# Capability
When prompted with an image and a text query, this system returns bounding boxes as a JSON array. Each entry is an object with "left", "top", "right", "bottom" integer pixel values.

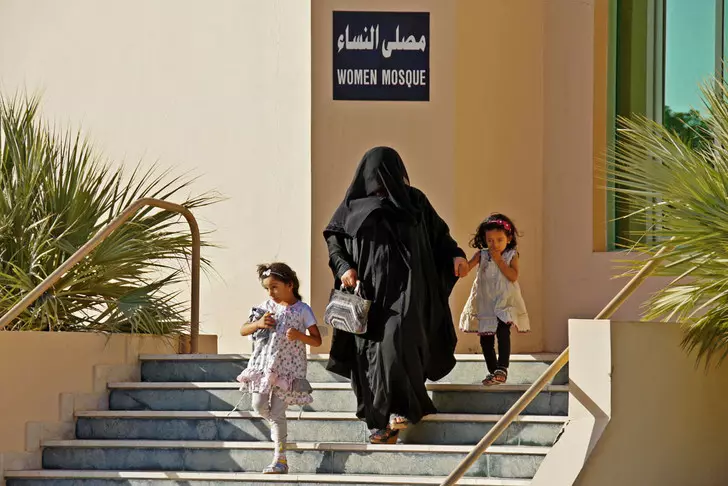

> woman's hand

[
  {"left": 341, "top": 268, "right": 359, "bottom": 288},
  {"left": 454, "top": 256, "right": 469, "bottom": 277}
]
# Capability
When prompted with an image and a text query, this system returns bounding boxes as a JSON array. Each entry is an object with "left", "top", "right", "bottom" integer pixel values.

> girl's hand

[
  {"left": 489, "top": 248, "right": 503, "bottom": 262},
  {"left": 286, "top": 328, "right": 302, "bottom": 341},
  {"left": 258, "top": 312, "right": 275, "bottom": 330},
  {"left": 454, "top": 257, "right": 468, "bottom": 277},
  {"left": 341, "top": 268, "right": 358, "bottom": 288}
]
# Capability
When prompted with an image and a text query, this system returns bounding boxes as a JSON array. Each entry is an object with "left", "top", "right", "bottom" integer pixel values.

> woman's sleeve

[
  {"left": 326, "top": 233, "right": 355, "bottom": 279},
  {"left": 423, "top": 196, "right": 466, "bottom": 261}
]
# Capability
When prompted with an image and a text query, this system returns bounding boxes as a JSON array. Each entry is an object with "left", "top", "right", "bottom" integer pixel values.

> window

[{"left": 608, "top": 0, "right": 724, "bottom": 250}]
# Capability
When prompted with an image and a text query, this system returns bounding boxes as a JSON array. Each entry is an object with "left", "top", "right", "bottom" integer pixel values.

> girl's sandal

[
  {"left": 389, "top": 414, "right": 410, "bottom": 430},
  {"left": 369, "top": 426, "right": 399, "bottom": 444},
  {"left": 482, "top": 370, "right": 507, "bottom": 386},
  {"left": 262, "top": 459, "right": 289, "bottom": 474},
  {"left": 482, "top": 374, "right": 498, "bottom": 386}
]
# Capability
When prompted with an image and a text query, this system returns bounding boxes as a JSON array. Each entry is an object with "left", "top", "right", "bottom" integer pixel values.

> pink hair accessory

[
  {"left": 491, "top": 219, "right": 511, "bottom": 231},
  {"left": 490, "top": 219, "right": 512, "bottom": 232}
]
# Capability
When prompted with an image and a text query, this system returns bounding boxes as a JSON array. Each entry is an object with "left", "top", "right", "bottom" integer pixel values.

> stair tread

[
  {"left": 40, "top": 440, "right": 550, "bottom": 455},
  {"left": 76, "top": 410, "right": 567, "bottom": 423},
  {"left": 108, "top": 382, "right": 569, "bottom": 392},
  {"left": 139, "top": 353, "right": 560, "bottom": 362},
  {"left": 3, "top": 470, "right": 531, "bottom": 485}
]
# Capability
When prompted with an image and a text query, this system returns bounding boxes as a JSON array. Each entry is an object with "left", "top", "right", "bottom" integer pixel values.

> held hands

[{"left": 454, "top": 256, "right": 469, "bottom": 278}]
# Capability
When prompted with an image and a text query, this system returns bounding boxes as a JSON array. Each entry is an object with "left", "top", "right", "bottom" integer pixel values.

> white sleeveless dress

[{"left": 472, "top": 248, "right": 530, "bottom": 335}]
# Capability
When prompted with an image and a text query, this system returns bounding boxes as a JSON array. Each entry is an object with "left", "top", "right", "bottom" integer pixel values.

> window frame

[{"left": 606, "top": 0, "right": 726, "bottom": 250}]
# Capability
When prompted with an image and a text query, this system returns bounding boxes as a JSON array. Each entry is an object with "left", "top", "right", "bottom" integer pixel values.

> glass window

[
  {"left": 609, "top": 0, "right": 719, "bottom": 249},
  {"left": 663, "top": 0, "right": 715, "bottom": 148}
]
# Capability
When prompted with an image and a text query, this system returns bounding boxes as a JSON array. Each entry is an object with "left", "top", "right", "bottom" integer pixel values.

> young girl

[
  {"left": 237, "top": 263, "right": 322, "bottom": 475},
  {"left": 462, "top": 214, "right": 529, "bottom": 386}
]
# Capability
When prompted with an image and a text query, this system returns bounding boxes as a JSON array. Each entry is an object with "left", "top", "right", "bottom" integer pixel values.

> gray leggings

[{"left": 252, "top": 392, "right": 288, "bottom": 446}]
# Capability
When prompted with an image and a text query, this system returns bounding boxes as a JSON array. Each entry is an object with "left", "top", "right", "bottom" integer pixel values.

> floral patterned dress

[{"left": 236, "top": 300, "right": 316, "bottom": 406}]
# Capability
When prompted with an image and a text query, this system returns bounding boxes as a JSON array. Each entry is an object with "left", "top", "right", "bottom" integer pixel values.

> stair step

[
  {"left": 107, "top": 382, "right": 569, "bottom": 416},
  {"left": 4, "top": 470, "right": 532, "bottom": 486},
  {"left": 139, "top": 354, "right": 568, "bottom": 385},
  {"left": 40, "top": 441, "right": 546, "bottom": 478},
  {"left": 74, "top": 411, "right": 565, "bottom": 446}
]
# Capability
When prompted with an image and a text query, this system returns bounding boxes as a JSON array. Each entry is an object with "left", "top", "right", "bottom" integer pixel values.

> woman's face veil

[{"left": 345, "top": 147, "right": 415, "bottom": 216}]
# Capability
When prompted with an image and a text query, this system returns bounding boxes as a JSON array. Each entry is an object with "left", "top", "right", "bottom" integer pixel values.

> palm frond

[
  {"left": 0, "top": 93, "right": 223, "bottom": 335},
  {"left": 610, "top": 79, "right": 728, "bottom": 367}
]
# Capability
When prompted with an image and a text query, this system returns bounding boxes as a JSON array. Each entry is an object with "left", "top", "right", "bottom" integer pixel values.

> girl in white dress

[
  {"left": 237, "top": 263, "right": 322, "bottom": 474},
  {"left": 461, "top": 214, "right": 529, "bottom": 385}
]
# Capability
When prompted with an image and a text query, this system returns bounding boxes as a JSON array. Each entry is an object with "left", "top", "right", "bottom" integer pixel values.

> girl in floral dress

[{"left": 237, "top": 262, "right": 322, "bottom": 474}]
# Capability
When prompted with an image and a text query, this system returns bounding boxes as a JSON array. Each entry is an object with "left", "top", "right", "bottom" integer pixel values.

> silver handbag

[{"left": 324, "top": 282, "right": 371, "bottom": 334}]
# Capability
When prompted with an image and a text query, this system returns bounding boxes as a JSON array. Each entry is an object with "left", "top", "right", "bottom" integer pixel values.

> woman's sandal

[
  {"left": 482, "top": 369, "right": 508, "bottom": 386},
  {"left": 389, "top": 414, "right": 410, "bottom": 430},
  {"left": 369, "top": 425, "right": 400, "bottom": 444}
]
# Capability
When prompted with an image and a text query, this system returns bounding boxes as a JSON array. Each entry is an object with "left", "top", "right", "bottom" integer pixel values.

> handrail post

[
  {"left": 0, "top": 197, "right": 201, "bottom": 354},
  {"left": 440, "top": 245, "right": 670, "bottom": 485},
  {"left": 181, "top": 208, "right": 201, "bottom": 354}
]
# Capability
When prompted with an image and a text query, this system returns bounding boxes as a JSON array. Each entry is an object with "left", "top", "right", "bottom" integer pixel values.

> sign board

[{"left": 333, "top": 11, "right": 430, "bottom": 101}]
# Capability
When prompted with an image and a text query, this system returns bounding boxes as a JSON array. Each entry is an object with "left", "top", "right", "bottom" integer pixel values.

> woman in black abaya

[{"left": 324, "top": 146, "right": 468, "bottom": 443}]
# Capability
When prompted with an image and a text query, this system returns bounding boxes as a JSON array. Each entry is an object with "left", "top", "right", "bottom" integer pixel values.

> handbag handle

[{"left": 342, "top": 280, "right": 363, "bottom": 296}]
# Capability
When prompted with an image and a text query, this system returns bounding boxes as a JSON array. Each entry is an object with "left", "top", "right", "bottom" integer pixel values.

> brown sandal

[{"left": 369, "top": 425, "right": 399, "bottom": 444}]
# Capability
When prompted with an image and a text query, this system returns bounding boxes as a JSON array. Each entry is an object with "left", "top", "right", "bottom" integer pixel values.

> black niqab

[{"left": 326, "top": 146, "right": 418, "bottom": 237}]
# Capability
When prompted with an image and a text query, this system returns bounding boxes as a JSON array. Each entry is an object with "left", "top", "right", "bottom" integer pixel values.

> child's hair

[
  {"left": 470, "top": 213, "right": 521, "bottom": 251},
  {"left": 256, "top": 262, "right": 302, "bottom": 301}
]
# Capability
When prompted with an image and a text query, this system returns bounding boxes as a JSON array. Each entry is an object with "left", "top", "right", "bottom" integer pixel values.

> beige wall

[
  {"left": 311, "top": 0, "right": 546, "bottom": 354},
  {"left": 311, "top": 0, "right": 664, "bottom": 354},
  {"left": 573, "top": 321, "right": 728, "bottom": 485},
  {"left": 0, "top": 332, "right": 214, "bottom": 454},
  {"left": 453, "top": 0, "right": 545, "bottom": 353},
  {"left": 0, "top": 0, "right": 311, "bottom": 354},
  {"left": 0, "top": 0, "right": 670, "bottom": 356},
  {"left": 310, "top": 0, "right": 457, "bottom": 351},
  {"left": 541, "top": 0, "right": 668, "bottom": 351}
]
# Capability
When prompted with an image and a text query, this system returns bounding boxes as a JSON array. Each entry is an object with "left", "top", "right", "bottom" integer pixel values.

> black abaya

[{"left": 323, "top": 147, "right": 465, "bottom": 430}]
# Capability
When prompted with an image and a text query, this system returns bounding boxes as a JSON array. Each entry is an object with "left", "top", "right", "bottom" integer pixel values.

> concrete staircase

[{"left": 5, "top": 354, "right": 568, "bottom": 485}]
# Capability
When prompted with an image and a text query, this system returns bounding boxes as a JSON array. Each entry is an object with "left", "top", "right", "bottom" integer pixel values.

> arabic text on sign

[{"left": 337, "top": 24, "right": 427, "bottom": 58}]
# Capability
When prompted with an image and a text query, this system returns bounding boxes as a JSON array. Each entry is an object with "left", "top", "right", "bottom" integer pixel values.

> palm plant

[
  {"left": 0, "top": 94, "right": 220, "bottom": 334},
  {"left": 611, "top": 80, "right": 728, "bottom": 367}
]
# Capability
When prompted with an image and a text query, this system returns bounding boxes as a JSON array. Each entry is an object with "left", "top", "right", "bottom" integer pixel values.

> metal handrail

[
  {"left": 441, "top": 245, "right": 669, "bottom": 485},
  {"left": 0, "top": 197, "right": 201, "bottom": 353}
]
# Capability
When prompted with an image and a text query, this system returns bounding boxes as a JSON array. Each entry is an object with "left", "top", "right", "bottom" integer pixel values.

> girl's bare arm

[
  {"left": 287, "top": 325, "right": 323, "bottom": 347},
  {"left": 240, "top": 313, "right": 274, "bottom": 336},
  {"left": 494, "top": 253, "right": 519, "bottom": 282},
  {"left": 467, "top": 251, "right": 481, "bottom": 272}
]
